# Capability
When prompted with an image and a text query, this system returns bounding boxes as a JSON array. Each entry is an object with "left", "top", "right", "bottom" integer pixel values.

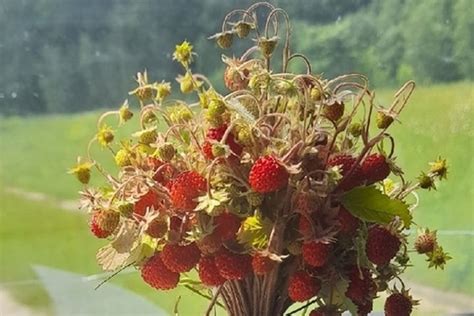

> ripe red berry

[
  {"left": 145, "top": 217, "right": 168, "bottom": 239},
  {"left": 302, "top": 241, "right": 332, "bottom": 267},
  {"left": 308, "top": 310, "right": 323, "bottom": 316},
  {"left": 169, "top": 171, "right": 207, "bottom": 211},
  {"left": 345, "top": 266, "right": 375, "bottom": 305},
  {"left": 197, "top": 233, "right": 222, "bottom": 255},
  {"left": 361, "top": 154, "right": 390, "bottom": 184},
  {"left": 202, "top": 125, "right": 242, "bottom": 160},
  {"left": 198, "top": 256, "right": 226, "bottom": 286},
  {"left": 288, "top": 270, "right": 321, "bottom": 302},
  {"left": 214, "top": 248, "right": 252, "bottom": 280},
  {"left": 366, "top": 226, "right": 401, "bottom": 266},
  {"left": 384, "top": 293, "right": 413, "bottom": 316},
  {"left": 249, "top": 155, "right": 289, "bottom": 193},
  {"left": 327, "top": 154, "right": 362, "bottom": 191},
  {"left": 148, "top": 157, "right": 176, "bottom": 185},
  {"left": 357, "top": 300, "right": 374, "bottom": 316},
  {"left": 141, "top": 253, "right": 180, "bottom": 290},
  {"left": 134, "top": 189, "right": 161, "bottom": 217},
  {"left": 252, "top": 255, "right": 276, "bottom": 275},
  {"left": 90, "top": 209, "right": 119, "bottom": 238},
  {"left": 161, "top": 242, "right": 201, "bottom": 273},
  {"left": 214, "top": 212, "right": 242, "bottom": 241},
  {"left": 337, "top": 206, "right": 359, "bottom": 236}
]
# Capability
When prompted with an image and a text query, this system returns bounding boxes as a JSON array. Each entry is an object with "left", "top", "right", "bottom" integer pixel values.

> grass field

[{"left": 0, "top": 81, "right": 473, "bottom": 314}]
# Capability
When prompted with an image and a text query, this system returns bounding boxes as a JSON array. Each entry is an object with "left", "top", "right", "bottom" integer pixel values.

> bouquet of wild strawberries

[{"left": 70, "top": 3, "right": 450, "bottom": 315}]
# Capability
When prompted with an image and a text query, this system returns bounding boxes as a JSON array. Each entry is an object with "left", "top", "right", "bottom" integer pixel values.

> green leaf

[
  {"left": 195, "top": 190, "right": 229, "bottom": 215},
  {"left": 341, "top": 186, "right": 412, "bottom": 227},
  {"left": 237, "top": 213, "right": 273, "bottom": 249}
]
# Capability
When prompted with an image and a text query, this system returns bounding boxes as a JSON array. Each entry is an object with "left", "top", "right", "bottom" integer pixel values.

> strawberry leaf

[
  {"left": 237, "top": 213, "right": 273, "bottom": 249},
  {"left": 341, "top": 186, "right": 412, "bottom": 227}
]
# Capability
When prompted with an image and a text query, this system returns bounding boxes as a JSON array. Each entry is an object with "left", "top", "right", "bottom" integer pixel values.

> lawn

[{"left": 0, "top": 81, "right": 473, "bottom": 314}]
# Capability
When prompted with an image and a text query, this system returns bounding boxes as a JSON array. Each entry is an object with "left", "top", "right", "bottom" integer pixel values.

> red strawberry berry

[
  {"left": 302, "top": 241, "right": 332, "bottom": 267},
  {"left": 161, "top": 242, "right": 201, "bottom": 273},
  {"left": 146, "top": 217, "right": 168, "bottom": 238},
  {"left": 252, "top": 255, "right": 276, "bottom": 275},
  {"left": 345, "top": 266, "right": 375, "bottom": 305},
  {"left": 148, "top": 158, "right": 176, "bottom": 185},
  {"left": 361, "top": 154, "right": 390, "bottom": 184},
  {"left": 169, "top": 171, "right": 207, "bottom": 211},
  {"left": 308, "top": 310, "right": 323, "bottom": 316},
  {"left": 327, "top": 154, "right": 362, "bottom": 191},
  {"left": 357, "top": 300, "right": 373, "bottom": 316},
  {"left": 141, "top": 253, "right": 180, "bottom": 290},
  {"left": 215, "top": 212, "right": 242, "bottom": 241},
  {"left": 249, "top": 155, "right": 289, "bottom": 193},
  {"left": 337, "top": 206, "right": 359, "bottom": 236},
  {"left": 288, "top": 270, "right": 321, "bottom": 302},
  {"left": 90, "top": 209, "right": 119, "bottom": 238},
  {"left": 134, "top": 190, "right": 162, "bottom": 217},
  {"left": 198, "top": 256, "right": 226, "bottom": 286},
  {"left": 214, "top": 248, "right": 252, "bottom": 280},
  {"left": 366, "top": 226, "right": 401, "bottom": 266},
  {"left": 202, "top": 125, "right": 242, "bottom": 160},
  {"left": 384, "top": 293, "right": 413, "bottom": 316},
  {"left": 197, "top": 233, "right": 222, "bottom": 255}
]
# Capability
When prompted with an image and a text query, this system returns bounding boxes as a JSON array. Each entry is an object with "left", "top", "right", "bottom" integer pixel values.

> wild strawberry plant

[{"left": 71, "top": 2, "right": 450, "bottom": 315}]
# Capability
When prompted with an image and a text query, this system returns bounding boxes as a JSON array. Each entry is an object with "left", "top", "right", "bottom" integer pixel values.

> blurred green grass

[
  {"left": 0, "top": 81, "right": 473, "bottom": 314},
  {"left": 0, "top": 191, "right": 223, "bottom": 315}
]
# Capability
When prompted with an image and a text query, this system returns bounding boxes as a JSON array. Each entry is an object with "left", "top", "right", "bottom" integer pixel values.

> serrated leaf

[
  {"left": 195, "top": 190, "right": 229, "bottom": 215},
  {"left": 341, "top": 186, "right": 412, "bottom": 227},
  {"left": 237, "top": 213, "right": 273, "bottom": 249}
]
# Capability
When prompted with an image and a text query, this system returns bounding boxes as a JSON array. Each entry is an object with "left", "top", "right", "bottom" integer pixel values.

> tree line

[{"left": 0, "top": 0, "right": 471, "bottom": 115}]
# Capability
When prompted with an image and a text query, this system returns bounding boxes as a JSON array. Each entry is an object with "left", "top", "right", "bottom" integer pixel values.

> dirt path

[
  {"left": 0, "top": 289, "right": 42, "bottom": 316},
  {"left": 407, "top": 280, "right": 474, "bottom": 314},
  {"left": 4, "top": 187, "right": 78, "bottom": 211}
]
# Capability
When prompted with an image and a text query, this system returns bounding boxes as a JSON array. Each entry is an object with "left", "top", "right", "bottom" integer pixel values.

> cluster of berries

[{"left": 71, "top": 2, "right": 450, "bottom": 315}]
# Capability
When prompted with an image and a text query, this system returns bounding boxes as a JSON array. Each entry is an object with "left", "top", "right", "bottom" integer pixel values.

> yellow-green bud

[
  {"left": 310, "top": 87, "right": 322, "bottom": 101},
  {"left": 118, "top": 202, "right": 134, "bottom": 217},
  {"left": 68, "top": 160, "right": 93, "bottom": 184},
  {"left": 216, "top": 32, "right": 234, "bottom": 49},
  {"left": 418, "top": 172, "right": 435, "bottom": 190},
  {"left": 178, "top": 73, "right": 195, "bottom": 94},
  {"left": 155, "top": 81, "right": 171, "bottom": 101},
  {"left": 258, "top": 36, "right": 278, "bottom": 57},
  {"left": 234, "top": 21, "right": 253, "bottom": 38},
  {"left": 157, "top": 143, "right": 175, "bottom": 162},
  {"left": 97, "top": 125, "right": 114, "bottom": 147},
  {"left": 119, "top": 103, "right": 133, "bottom": 123},
  {"left": 376, "top": 111, "right": 394, "bottom": 129},
  {"left": 348, "top": 122, "right": 363, "bottom": 137},
  {"left": 115, "top": 149, "right": 131, "bottom": 167},
  {"left": 211, "top": 143, "right": 226, "bottom": 157}
]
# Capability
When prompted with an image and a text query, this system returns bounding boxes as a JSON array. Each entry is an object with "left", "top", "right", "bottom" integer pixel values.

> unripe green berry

[
  {"left": 376, "top": 111, "right": 394, "bottom": 129},
  {"left": 348, "top": 122, "right": 363, "bottom": 137}
]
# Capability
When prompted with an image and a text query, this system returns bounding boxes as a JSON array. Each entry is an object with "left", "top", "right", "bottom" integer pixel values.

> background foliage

[{"left": 0, "top": 0, "right": 472, "bottom": 115}]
